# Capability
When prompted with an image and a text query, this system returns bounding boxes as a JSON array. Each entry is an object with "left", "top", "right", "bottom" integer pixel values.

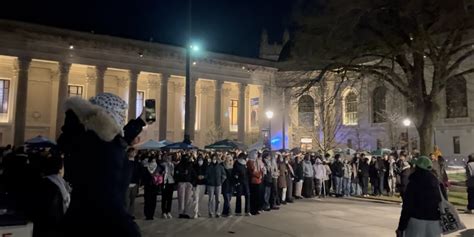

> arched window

[
  {"left": 446, "top": 76, "right": 468, "bottom": 118},
  {"left": 372, "top": 86, "right": 387, "bottom": 123},
  {"left": 343, "top": 91, "right": 358, "bottom": 125},
  {"left": 298, "top": 95, "right": 315, "bottom": 127}
]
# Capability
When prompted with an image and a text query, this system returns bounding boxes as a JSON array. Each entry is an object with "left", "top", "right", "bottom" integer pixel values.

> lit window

[
  {"left": 250, "top": 98, "right": 259, "bottom": 128},
  {"left": 229, "top": 100, "right": 238, "bottom": 132},
  {"left": 343, "top": 91, "right": 358, "bottom": 125},
  {"left": 0, "top": 80, "right": 10, "bottom": 114},
  {"left": 298, "top": 95, "right": 315, "bottom": 127},
  {"left": 453, "top": 136, "right": 460, "bottom": 154},
  {"left": 136, "top": 91, "right": 145, "bottom": 118},
  {"left": 300, "top": 138, "right": 313, "bottom": 151},
  {"left": 68, "top": 85, "right": 83, "bottom": 98},
  {"left": 347, "top": 139, "right": 353, "bottom": 149}
]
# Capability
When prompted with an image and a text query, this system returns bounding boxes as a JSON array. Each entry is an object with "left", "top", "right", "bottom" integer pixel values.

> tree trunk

[{"left": 414, "top": 100, "right": 439, "bottom": 156}]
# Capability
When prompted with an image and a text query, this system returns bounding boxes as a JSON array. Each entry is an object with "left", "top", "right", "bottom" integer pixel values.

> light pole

[
  {"left": 184, "top": 0, "right": 193, "bottom": 144},
  {"left": 403, "top": 118, "right": 411, "bottom": 153},
  {"left": 266, "top": 110, "right": 274, "bottom": 151}
]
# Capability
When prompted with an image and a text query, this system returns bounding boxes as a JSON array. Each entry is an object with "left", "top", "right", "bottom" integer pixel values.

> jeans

[
  {"left": 222, "top": 191, "right": 232, "bottom": 216},
  {"left": 270, "top": 179, "right": 280, "bottom": 206},
  {"left": 125, "top": 184, "right": 138, "bottom": 216},
  {"left": 235, "top": 183, "right": 250, "bottom": 214},
  {"left": 286, "top": 176, "right": 294, "bottom": 202},
  {"left": 361, "top": 176, "right": 369, "bottom": 195},
  {"left": 264, "top": 185, "right": 272, "bottom": 209},
  {"left": 351, "top": 181, "right": 362, "bottom": 196},
  {"left": 161, "top": 183, "right": 174, "bottom": 214},
  {"left": 387, "top": 177, "right": 396, "bottom": 196},
  {"left": 294, "top": 180, "right": 303, "bottom": 197},
  {"left": 333, "top": 176, "right": 343, "bottom": 195},
  {"left": 207, "top": 185, "right": 222, "bottom": 216},
  {"left": 378, "top": 174, "right": 385, "bottom": 195},
  {"left": 342, "top": 177, "right": 351, "bottom": 196},
  {"left": 177, "top": 182, "right": 193, "bottom": 215},
  {"left": 315, "top": 178, "right": 323, "bottom": 197},
  {"left": 193, "top": 184, "right": 206, "bottom": 217},
  {"left": 280, "top": 188, "right": 288, "bottom": 202}
]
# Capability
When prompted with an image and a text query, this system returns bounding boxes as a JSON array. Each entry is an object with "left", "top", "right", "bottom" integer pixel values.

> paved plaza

[{"left": 134, "top": 196, "right": 474, "bottom": 237}]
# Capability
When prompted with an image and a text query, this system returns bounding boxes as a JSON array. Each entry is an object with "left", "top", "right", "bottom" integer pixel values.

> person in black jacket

[
  {"left": 331, "top": 154, "right": 344, "bottom": 197},
  {"left": 125, "top": 148, "right": 141, "bottom": 218},
  {"left": 397, "top": 156, "right": 445, "bottom": 237},
  {"left": 221, "top": 154, "right": 234, "bottom": 217},
  {"left": 192, "top": 155, "right": 207, "bottom": 218},
  {"left": 233, "top": 152, "right": 250, "bottom": 216},
  {"left": 375, "top": 156, "right": 387, "bottom": 196},
  {"left": 142, "top": 157, "right": 162, "bottom": 220},
  {"left": 396, "top": 155, "right": 411, "bottom": 202},
  {"left": 174, "top": 154, "right": 197, "bottom": 219},
  {"left": 57, "top": 94, "right": 147, "bottom": 237},
  {"left": 293, "top": 155, "right": 304, "bottom": 199},
  {"left": 206, "top": 154, "right": 226, "bottom": 218},
  {"left": 369, "top": 157, "right": 379, "bottom": 196},
  {"left": 358, "top": 157, "right": 370, "bottom": 197}
]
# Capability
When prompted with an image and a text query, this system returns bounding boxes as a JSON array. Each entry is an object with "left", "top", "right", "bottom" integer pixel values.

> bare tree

[
  {"left": 205, "top": 125, "right": 227, "bottom": 145},
  {"left": 280, "top": 0, "right": 474, "bottom": 155}
]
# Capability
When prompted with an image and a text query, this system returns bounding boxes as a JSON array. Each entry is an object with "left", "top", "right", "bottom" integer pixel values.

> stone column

[
  {"left": 55, "top": 62, "right": 71, "bottom": 137},
  {"left": 159, "top": 73, "right": 169, "bottom": 140},
  {"left": 214, "top": 80, "right": 223, "bottom": 128},
  {"left": 13, "top": 57, "right": 31, "bottom": 146},
  {"left": 238, "top": 83, "right": 247, "bottom": 142},
  {"left": 95, "top": 65, "right": 107, "bottom": 95},
  {"left": 187, "top": 77, "right": 197, "bottom": 140},
  {"left": 128, "top": 70, "right": 139, "bottom": 120}
]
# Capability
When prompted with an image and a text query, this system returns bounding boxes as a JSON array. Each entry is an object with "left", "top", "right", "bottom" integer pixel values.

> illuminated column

[
  {"left": 214, "top": 80, "right": 223, "bottom": 128},
  {"left": 55, "top": 62, "right": 71, "bottom": 137},
  {"left": 238, "top": 83, "right": 247, "bottom": 142},
  {"left": 159, "top": 73, "right": 170, "bottom": 140},
  {"left": 13, "top": 57, "right": 31, "bottom": 146},
  {"left": 95, "top": 65, "right": 107, "bottom": 95},
  {"left": 128, "top": 69, "right": 139, "bottom": 120}
]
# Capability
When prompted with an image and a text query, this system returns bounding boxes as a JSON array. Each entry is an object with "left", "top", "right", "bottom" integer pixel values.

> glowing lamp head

[
  {"left": 403, "top": 118, "right": 411, "bottom": 127},
  {"left": 265, "top": 111, "right": 274, "bottom": 119}
]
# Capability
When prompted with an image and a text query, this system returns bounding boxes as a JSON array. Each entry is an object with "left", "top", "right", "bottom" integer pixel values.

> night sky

[{"left": 1, "top": 0, "right": 293, "bottom": 58}]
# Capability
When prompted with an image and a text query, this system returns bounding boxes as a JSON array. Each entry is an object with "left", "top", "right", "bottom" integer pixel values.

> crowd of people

[{"left": 0, "top": 92, "right": 472, "bottom": 237}]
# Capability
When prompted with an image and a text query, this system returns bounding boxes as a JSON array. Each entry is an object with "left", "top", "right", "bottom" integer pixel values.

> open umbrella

[
  {"left": 205, "top": 139, "right": 247, "bottom": 150},
  {"left": 371, "top": 148, "right": 392, "bottom": 156},
  {"left": 137, "top": 139, "right": 165, "bottom": 150},
  {"left": 24, "top": 135, "right": 56, "bottom": 148},
  {"left": 163, "top": 142, "right": 198, "bottom": 150}
]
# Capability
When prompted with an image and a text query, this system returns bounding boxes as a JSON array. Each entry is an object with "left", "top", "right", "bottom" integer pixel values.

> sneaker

[
  {"left": 167, "top": 213, "right": 173, "bottom": 219},
  {"left": 162, "top": 213, "right": 168, "bottom": 219},
  {"left": 209, "top": 214, "right": 215, "bottom": 218},
  {"left": 216, "top": 214, "right": 221, "bottom": 218},
  {"left": 245, "top": 212, "right": 252, "bottom": 216},
  {"left": 271, "top": 206, "right": 280, "bottom": 210}
]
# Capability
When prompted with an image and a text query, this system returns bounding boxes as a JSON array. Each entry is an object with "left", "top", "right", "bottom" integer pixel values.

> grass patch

[
  {"left": 360, "top": 191, "right": 468, "bottom": 208},
  {"left": 448, "top": 172, "right": 466, "bottom": 183}
]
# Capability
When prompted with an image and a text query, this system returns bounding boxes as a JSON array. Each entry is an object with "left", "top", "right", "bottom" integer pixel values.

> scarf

[
  {"left": 46, "top": 174, "right": 70, "bottom": 213},
  {"left": 148, "top": 161, "right": 158, "bottom": 174}
]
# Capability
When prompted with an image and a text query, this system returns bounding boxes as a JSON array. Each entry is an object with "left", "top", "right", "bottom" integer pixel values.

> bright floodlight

[
  {"left": 266, "top": 110, "right": 274, "bottom": 119},
  {"left": 190, "top": 44, "right": 200, "bottom": 52},
  {"left": 403, "top": 118, "right": 411, "bottom": 127}
]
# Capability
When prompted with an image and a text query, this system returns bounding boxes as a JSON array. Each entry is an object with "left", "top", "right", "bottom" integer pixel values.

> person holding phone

[{"left": 58, "top": 93, "right": 154, "bottom": 237}]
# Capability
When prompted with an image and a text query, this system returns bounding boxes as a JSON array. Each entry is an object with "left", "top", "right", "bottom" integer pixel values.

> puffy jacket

[
  {"left": 293, "top": 161, "right": 304, "bottom": 181},
  {"left": 277, "top": 163, "right": 288, "bottom": 188},
  {"left": 398, "top": 169, "right": 445, "bottom": 231},
  {"left": 206, "top": 163, "right": 227, "bottom": 186},
  {"left": 331, "top": 161, "right": 344, "bottom": 177},
  {"left": 303, "top": 160, "right": 314, "bottom": 178},
  {"left": 359, "top": 162, "right": 370, "bottom": 177}
]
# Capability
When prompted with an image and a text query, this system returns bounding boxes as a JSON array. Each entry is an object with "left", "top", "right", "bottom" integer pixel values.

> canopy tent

[
  {"left": 158, "top": 140, "right": 173, "bottom": 146},
  {"left": 205, "top": 139, "right": 247, "bottom": 150},
  {"left": 248, "top": 141, "right": 265, "bottom": 152},
  {"left": 163, "top": 142, "right": 198, "bottom": 150},
  {"left": 24, "top": 135, "right": 56, "bottom": 148},
  {"left": 371, "top": 148, "right": 393, "bottom": 156},
  {"left": 137, "top": 139, "right": 165, "bottom": 150}
]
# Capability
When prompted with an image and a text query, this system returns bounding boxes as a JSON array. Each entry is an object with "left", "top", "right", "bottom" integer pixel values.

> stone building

[{"left": 0, "top": 19, "right": 473, "bottom": 159}]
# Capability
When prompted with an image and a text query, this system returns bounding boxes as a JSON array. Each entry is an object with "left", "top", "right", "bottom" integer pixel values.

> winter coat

[
  {"left": 128, "top": 160, "right": 142, "bottom": 185},
  {"left": 398, "top": 169, "right": 446, "bottom": 231},
  {"left": 194, "top": 162, "right": 208, "bottom": 185},
  {"left": 466, "top": 162, "right": 474, "bottom": 188},
  {"left": 331, "top": 161, "right": 344, "bottom": 178},
  {"left": 247, "top": 159, "right": 263, "bottom": 185},
  {"left": 142, "top": 165, "right": 163, "bottom": 192},
  {"left": 175, "top": 159, "right": 197, "bottom": 185},
  {"left": 222, "top": 168, "right": 234, "bottom": 194},
  {"left": 57, "top": 97, "right": 144, "bottom": 237},
  {"left": 303, "top": 160, "right": 314, "bottom": 178},
  {"left": 351, "top": 161, "right": 359, "bottom": 179},
  {"left": 313, "top": 160, "right": 326, "bottom": 180},
  {"left": 271, "top": 159, "right": 280, "bottom": 179},
  {"left": 162, "top": 161, "right": 175, "bottom": 185},
  {"left": 293, "top": 161, "right": 304, "bottom": 181},
  {"left": 32, "top": 178, "right": 65, "bottom": 237},
  {"left": 206, "top": 163, "right": 227, "bottom": 186},
  {"left": 263, "top": 159, "right": 274, "bottom": 185},
  {"left": 432, "top": 158, "right": 449, "bottom": 184},
  {"left": 232, "top": 159, "right": 249, "bottom": 187},
  {"left": 277, "top": 163, "right": 288, "bottom": 188},
  {"left": 343, "top": 163, "right": 352, "bottom": 178},
  {"left": 359, "top": 162, "right": 370, "bottom": 177},
  {"left": 375, "top": 159, "right": 387, "bottom": 177}
]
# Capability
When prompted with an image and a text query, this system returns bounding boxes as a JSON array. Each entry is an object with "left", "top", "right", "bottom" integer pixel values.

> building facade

[{"left": 0, "top": 20, "right": 473, "bottom": 159}]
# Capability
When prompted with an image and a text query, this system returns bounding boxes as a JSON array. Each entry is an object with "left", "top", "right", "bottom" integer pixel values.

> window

[
  {"left": 298, "top": 95, "right": 314, "bottom": 127},
  {"left": 453, "top": 136, "right": 461, "bottom": 154},
  {"left": 0, "top": 80, "right": 10, "bottom": 113},
  {"left": 373, "top": 87, "right": 387, "bottom": 123},
  {"left": 68, "top": 85, "right": 83, "bottom": 98},
  {"left": 250, "top": 98, "right": 259, "bottom": 128},
  {"left": 446, "top": 76, "right": 468, "bottom": 118},
  {"left": 347, "top": 139, "right": 353, "bottom": 149},
  {"left": 300, "top": 138, "right": 313, "bottom": 151},
  {"left": 343, "top": 91, "right": 358, "bottom": 125},
  {"left": 136, "top": 91, "right": 145, "bottom": 118},
  {"left": 229, "top": 100, "right": 238, "bottom": 132}
]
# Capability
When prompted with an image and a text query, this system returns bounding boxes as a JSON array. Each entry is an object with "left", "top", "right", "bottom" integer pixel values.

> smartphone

[{"left": 144, "top": 99, "right": 156, "bottom": 122}]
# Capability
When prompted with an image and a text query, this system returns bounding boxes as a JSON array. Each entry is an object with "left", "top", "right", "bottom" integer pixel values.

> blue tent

[
  {"left": 163, "top": 142, "right": 198, "bottom": 150},
  {"left": 205, "top": 139, "right": 247, "bottom": 150},
  {"left": 24, "top": 135, "right": 56, "bottom": 148},
  {"left": 137, "top": 139, "right": 165, "bottom": 150}
]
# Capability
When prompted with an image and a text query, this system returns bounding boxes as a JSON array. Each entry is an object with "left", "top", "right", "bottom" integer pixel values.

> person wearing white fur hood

[{"left": 57, "top": 93, "right": 151, "bottom": 237}]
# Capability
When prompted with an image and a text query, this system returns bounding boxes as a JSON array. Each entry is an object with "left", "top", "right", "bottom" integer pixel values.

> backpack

[{"left": 152, "top": 173, "right": 163, "bottom": 186}]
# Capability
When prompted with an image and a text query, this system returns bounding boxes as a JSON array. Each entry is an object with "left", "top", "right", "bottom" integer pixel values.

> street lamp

[
  {"left": 403, "top": 118, "right": 411, "bottom": 152},
  {"left": 266, "top": 110, "right": 274, "bottom": 151}
]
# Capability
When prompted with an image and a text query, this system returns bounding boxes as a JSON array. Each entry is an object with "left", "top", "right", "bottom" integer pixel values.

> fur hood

[{"left": 64, "top": 97, "right": 123, "bottom": 142}]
